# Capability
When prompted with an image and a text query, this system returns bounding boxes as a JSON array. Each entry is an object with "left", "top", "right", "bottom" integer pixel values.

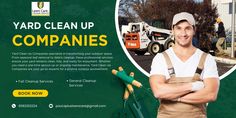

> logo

[
  {"left": 37, "top": 2, "right": 44, "bottom": 9},
  {"left": 11, "top": 104, "right": 16, "bottom": 108},
  {"left": 48, "top": 104, "right": 54, "bottom": 108},
  {"left": 32, "top": 2, "right": 50, "bottom": 16}
]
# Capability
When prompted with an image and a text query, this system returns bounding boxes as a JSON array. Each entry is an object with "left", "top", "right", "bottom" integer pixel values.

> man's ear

[{"left": 171, "top": 26, "right": 174, "bottom": 35}]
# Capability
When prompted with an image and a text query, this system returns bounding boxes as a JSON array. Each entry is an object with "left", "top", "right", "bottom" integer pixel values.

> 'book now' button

[{"left": 13, "top": 90, "right": 48, "bottom": 97}]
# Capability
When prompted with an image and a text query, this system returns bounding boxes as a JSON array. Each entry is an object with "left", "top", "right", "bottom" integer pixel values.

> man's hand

[
  {"left": 191, "top": 81, "right": 204, "bottom": 91},
  {"left": 149, "top": 75, "right": 192, "bottom": 100},
  {"left": 180, "top": 78, "right": 219, "bottom": 104}
]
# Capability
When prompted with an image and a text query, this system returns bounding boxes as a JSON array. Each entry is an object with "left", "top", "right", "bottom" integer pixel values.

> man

[
  {"left": 215, "top": 18, "right": 226, "bottom": 55},
  {"left": 149, "top": 12, "right": 219, "bottom": 118}
]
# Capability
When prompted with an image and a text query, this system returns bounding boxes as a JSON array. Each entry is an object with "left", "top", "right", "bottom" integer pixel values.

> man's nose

[{"left": 180, "top": 29, "right": 187, "bottom": 36}]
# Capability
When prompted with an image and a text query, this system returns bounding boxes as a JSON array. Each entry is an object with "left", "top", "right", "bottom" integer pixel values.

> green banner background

[{"left": 0, "top": 0, "right": 235, "bottom": 118}]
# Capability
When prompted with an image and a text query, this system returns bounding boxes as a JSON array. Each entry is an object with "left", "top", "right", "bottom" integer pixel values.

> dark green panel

[{"left": 0, "top": 0, "right": 235, "bottom": 118}]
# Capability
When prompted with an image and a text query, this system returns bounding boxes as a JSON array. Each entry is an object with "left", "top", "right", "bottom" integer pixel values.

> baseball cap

[{"left": 172, "top": 12, "right": 195, "bottom": 26}]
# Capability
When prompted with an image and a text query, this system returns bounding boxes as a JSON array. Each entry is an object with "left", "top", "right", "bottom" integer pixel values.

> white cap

[{"left": 172, "top": 12, "right": 195, "bottom": 26}]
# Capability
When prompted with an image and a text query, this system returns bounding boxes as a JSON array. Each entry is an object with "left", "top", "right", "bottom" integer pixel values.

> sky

[{"left": 194, "top": 0, "right": 204, "bottom": 3}]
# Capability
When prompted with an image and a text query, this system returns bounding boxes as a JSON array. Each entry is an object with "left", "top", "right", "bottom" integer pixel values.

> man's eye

[
  {"left": 186, "top": 27, "right": 192, "bottom": 30},
  {"left": 176, "top": 27, "right": 181, "bottom": 30}
]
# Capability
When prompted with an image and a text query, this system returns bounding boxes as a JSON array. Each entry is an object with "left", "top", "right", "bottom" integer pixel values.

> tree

[
  {"left": 118, "top": 0, "right": 146, "bottom": 22},
  {"left": 119, "top": 0, "right": 219, "bottom": 52}
]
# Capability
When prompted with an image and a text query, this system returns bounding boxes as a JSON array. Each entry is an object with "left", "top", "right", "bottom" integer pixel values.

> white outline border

[
  {"left": 114, "top": 0, "right": 235, "bottom": 79},
  {"left": 219, "top": 64, "right": 236, "bottom": 80},
  {"left": 115, "top": 0, "right": 150, "bottom": 77}
]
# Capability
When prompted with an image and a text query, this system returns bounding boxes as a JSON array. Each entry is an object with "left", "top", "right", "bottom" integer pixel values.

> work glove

[{"left": 191, "top": 81, "right": 204, "bottom": 91}]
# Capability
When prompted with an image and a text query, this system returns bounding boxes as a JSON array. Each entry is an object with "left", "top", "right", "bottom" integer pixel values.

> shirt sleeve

[
  {"left": 150, "top": 53, "right": 170, "bottom": 79},
  {"left": 201, "top": 54, "right": 219, "bottom": 79}
]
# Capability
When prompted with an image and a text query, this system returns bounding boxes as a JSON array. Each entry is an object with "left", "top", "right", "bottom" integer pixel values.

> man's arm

[
  {"left": 149, "top": 75, "right": 192, "bottom": 100},
  {"left": 180, "top": 78, "right": 219, "bottom": 104}
]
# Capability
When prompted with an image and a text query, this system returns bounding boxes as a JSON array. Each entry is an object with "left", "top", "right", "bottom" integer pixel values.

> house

[{"left": 212, "top": 0, "right": 236, "bottom": 31}]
